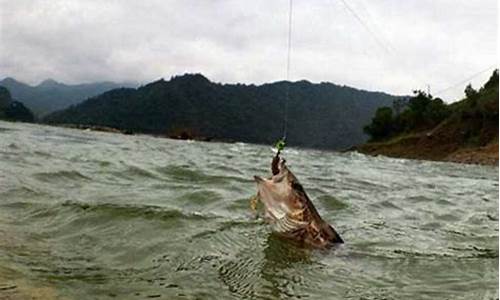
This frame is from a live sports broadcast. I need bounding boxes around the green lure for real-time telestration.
[275,139,286,152]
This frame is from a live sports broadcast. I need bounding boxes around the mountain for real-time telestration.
[0,86,10,111]
[44,74,405,150]
[357,69,498,165]
[0,77,135,117]
[0,86,35,122]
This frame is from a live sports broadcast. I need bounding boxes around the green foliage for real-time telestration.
[363,107,394,140]
[409,90,433,117]
[482,69,498,90]
[464,84,479,108]
[43,74,401,149]
[365,90,451,141]
[392,98,407,115]
[0,86,11,111]
[0,86,36,122]
[464,84,478,99]
[4,101,35,122]
[454,71,499,146]
[364,69,498,143]
[423,97,450,125]
[456,70,499,120]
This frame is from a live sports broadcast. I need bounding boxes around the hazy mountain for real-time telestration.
[44,74,405,149]
[0,77,135,117]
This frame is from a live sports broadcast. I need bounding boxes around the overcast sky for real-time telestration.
[0,0,497,101]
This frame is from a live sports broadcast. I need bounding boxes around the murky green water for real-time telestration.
[0,121,498,299]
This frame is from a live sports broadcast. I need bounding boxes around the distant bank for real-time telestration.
[42,73,404,150]
[355,133,498,166]
[2,71,497,165]
[355,70,498,166]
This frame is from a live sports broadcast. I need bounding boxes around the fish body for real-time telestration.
[254,157,343,248]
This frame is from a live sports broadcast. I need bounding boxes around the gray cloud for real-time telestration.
[0,0,497,101]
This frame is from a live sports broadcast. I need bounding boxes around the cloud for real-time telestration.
[0,0,497,101]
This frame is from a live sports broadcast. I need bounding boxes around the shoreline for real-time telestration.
[4,120,498,166]
[355,133,498,166]
[52,123,500,166]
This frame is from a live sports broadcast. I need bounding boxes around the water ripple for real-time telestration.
[0,121,497,300]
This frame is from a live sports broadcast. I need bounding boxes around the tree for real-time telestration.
[483,69,498,90]
[464,84,479,100]
[423,98,450,125]
[464,84,479,108]
[364,106,394,140]
[0,86,11,110]
[4,101,35,122]
[392,98,407,115]
[408,90,432,116]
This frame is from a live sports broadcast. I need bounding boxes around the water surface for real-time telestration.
[0,121,498,299]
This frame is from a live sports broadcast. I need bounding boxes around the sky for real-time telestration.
[0,0,497,102]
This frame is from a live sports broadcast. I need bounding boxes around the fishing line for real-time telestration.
[281,0,293,142]
[433,65,497,96]
[355,0,394,51]
[334,0,428,92]
[337,0,391,54]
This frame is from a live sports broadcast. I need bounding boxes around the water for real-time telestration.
[0,120,497,300]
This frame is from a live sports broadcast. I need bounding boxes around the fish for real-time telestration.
[253,155,343,248]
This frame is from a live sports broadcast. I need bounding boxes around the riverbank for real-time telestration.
[44,122,500,166]
[357,70,498,166]
[355,126,498,166]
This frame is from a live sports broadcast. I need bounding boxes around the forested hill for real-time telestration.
[0,86,35,122]
[0,77,133,117]
[358,69,499,165]
[44,74,404,149]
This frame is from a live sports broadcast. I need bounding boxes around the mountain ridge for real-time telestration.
[44,73,406,150]
[0,77,136,117]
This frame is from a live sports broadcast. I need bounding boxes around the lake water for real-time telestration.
[0,121,498,299]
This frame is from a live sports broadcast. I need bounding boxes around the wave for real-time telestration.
[112,165,163,181]
[3,201,220,227]
[316,195,349,211]
[33,170,92,183]
[156,165,249,185]
[59,201,219,221]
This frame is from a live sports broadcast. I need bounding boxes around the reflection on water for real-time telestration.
[0,121,498,300]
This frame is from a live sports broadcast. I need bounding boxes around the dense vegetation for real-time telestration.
[0,78,132,117]
[359,70,498,164]
[364,70,498,143]
[44,74,403,149]
[0,86,35,122]
[364,91,451,140]
[0,86,10,112]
